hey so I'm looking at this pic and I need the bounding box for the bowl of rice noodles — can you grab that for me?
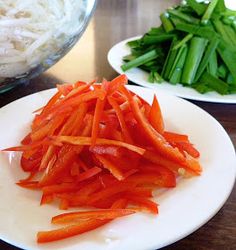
[0,0,97,92]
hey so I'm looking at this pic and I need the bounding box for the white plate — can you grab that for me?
[0,86,235,250]
[108,36,236,103]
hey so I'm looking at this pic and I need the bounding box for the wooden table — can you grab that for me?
[0,1,235,249]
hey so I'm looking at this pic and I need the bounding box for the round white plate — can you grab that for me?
[0,86,235,250]
[108,36,236,103]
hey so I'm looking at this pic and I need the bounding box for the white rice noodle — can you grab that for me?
[0,0,86,78]
[0,63,29,78]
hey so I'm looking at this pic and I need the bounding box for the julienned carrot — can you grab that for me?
[95,154,125,181]
[91,83,106,145]
[2,74,202,243]
[51,208,136,224]
[119,85,186,164]
[148,95,164,134]
[37,198,128,243]
[108,96,133,144]
[51,136,145,155]
[37,217,110,243]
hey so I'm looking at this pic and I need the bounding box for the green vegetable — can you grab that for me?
[217,63,228,79]
[227,73,236,85]
[169,45,187,80]
[201,0,219,24]
[214,0,226,13]
[207,51,218,76]
[168,9,200,24]
[173,34,193,50]
[161,37,178,80]
[186,0,207,16]
[169,45,188,84]
[182,37,208,84]
[148,71,163,83]
[213,19,235,47]
[175,23,218,40]
[121,0,236,95]
[195,36,219,81]
[142,34,175,45]
[217,40,236,79]
[160,12,174,33]
[121,50,159,72]
[199,72,229,95]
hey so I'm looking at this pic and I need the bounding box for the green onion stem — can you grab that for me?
[199,71,228,95]
[160,12,174,33]
[169,45,188,84]
[168,9,200,24]
[217,41,236,79]
[182,37,208,84]
[207,51,218,76]
[195,36,219,81]
[175,23,218,41]
[201,0,219,24]
[121,49,159,72]
[173,34,193,50]
[186,0,207,16]
[161,38,178,79]
[142,34,175,45]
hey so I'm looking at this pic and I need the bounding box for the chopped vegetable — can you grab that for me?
[2,74,201,243]
[121,0,236,95]
[181,37,208,84]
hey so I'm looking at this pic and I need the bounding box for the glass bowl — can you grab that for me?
[0,0,97,93]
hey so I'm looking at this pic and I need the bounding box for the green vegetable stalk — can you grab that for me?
[121,0,236,95]
[182,37,208,84]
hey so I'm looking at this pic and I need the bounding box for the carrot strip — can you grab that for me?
[144,150,201,176]
[148,95,164,134]
[175,141,200,158]
[70,162,80,176]
[40,194,54,205]
[60,103,88,136]
[87,183,135,205]
[57,84,73,96]
[95,154,125,181]
[16,181,39,189]
[37,196,129,243]
[51,136,145,155]
[18,171,37,183]
[51,208,135,224]
[120,86,185,163]
[91,98,106,145]
[59,199,69,210]
[42,183,81,196]
[39,145,56,170]
[2,141,45,152]
[61,82,92,101]
[105,74,128,94]
[77,167,102,182]
[38,89,105,122]
[39,146,77,186]
[125,196,158,214]
[163,131,189,142]
[108,96,133,144]
[33,91,61,116]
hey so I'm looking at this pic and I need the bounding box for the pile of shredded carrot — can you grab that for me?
[3,74,201,243]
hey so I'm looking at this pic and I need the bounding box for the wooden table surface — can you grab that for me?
[0,1,235,249]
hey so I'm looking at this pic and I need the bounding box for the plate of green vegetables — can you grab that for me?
[108,0,236,103]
